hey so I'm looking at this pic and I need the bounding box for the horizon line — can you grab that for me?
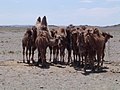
[0,23,120,27]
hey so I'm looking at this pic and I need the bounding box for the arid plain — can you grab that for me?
[0,26,120,90]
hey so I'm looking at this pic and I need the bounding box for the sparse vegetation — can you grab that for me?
[8,51,14,54]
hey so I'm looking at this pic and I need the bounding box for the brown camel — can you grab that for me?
[66,25,74,64]
[83,30,97,72]
[48,29,59,63]
[35,31,49,67]
[71,28,80,63]
[51,28,67,64]
[22,28,32,64]
[78,28,104,72]
[31,16,50,64]
[101,31,113,66]
[35,16,51,66]
[31,26,37,63]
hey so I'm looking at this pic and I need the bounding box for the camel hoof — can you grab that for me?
[27,60,30,64]
[23,60,25,63]
[32,60,35,64]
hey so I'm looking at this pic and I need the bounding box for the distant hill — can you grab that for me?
[0,24,120,31]
[100,24,120,31]
[0,25,33,28]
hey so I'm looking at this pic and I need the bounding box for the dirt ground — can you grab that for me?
[0,27,120,90]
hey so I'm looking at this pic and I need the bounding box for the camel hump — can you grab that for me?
[37,17,41,23]
[41,16,47,26]
[36,16,41,25]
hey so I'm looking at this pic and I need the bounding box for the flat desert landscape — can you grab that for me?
[0,26,120,90]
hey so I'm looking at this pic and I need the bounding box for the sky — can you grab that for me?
[0,0,120,26]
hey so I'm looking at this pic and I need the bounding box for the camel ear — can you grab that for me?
[41,16,47,26]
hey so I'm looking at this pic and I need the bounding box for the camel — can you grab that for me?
[34,16,51,66]
[49,29,59,63]
[31,16,51,64]
[65,25,75,64]
[35,31,49,67]
[52,28,67,64]
[22,28,32,64]
[48,28,67,64]
[31,26,37,63]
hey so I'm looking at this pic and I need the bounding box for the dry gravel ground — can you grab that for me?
[0,27,120,90]
[0,60,120,90]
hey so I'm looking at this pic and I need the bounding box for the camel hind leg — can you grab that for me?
[23,46,25,63]
[31,47,36,64]
[28,47,31,64]
[49,46,52,62]
[26,48,29,64]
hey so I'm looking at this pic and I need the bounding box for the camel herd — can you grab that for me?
[22,16,113,72]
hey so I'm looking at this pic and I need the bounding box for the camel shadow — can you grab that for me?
[52,61,66,68]
[55,65,66,68]
[71,62,109,76]
[49,61,67,68]
[81,66,108,76]
[23,61,51,69]
[71,61,84,71]
[35,62,51,69]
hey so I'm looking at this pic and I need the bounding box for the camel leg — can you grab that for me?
[60,47,65,64]
[31,47,36,64]
[28,47,31,64]
[42,49,46,67]
[101,52,105,66]
[76,53,77,62]
[60,50,62,64]
[97,52,101,71]
[81,54,84,66]
[23,47,25,63]
[38,49,42,65]
[73,51,76,63]
[49,47,52,62]
[63,50,65,64]
[90,55,95,72]
[67,49,71,64]
[53,48,56,63]
[78,54,81,66]
[101,45,105,66]
[84,53,88,73]
[56,48,59,62]
[26,48,29,64]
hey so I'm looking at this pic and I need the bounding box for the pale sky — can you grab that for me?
[0,0,120,26]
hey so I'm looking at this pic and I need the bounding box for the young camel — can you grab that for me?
[31,26,37,63]
[22,28,32,64]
